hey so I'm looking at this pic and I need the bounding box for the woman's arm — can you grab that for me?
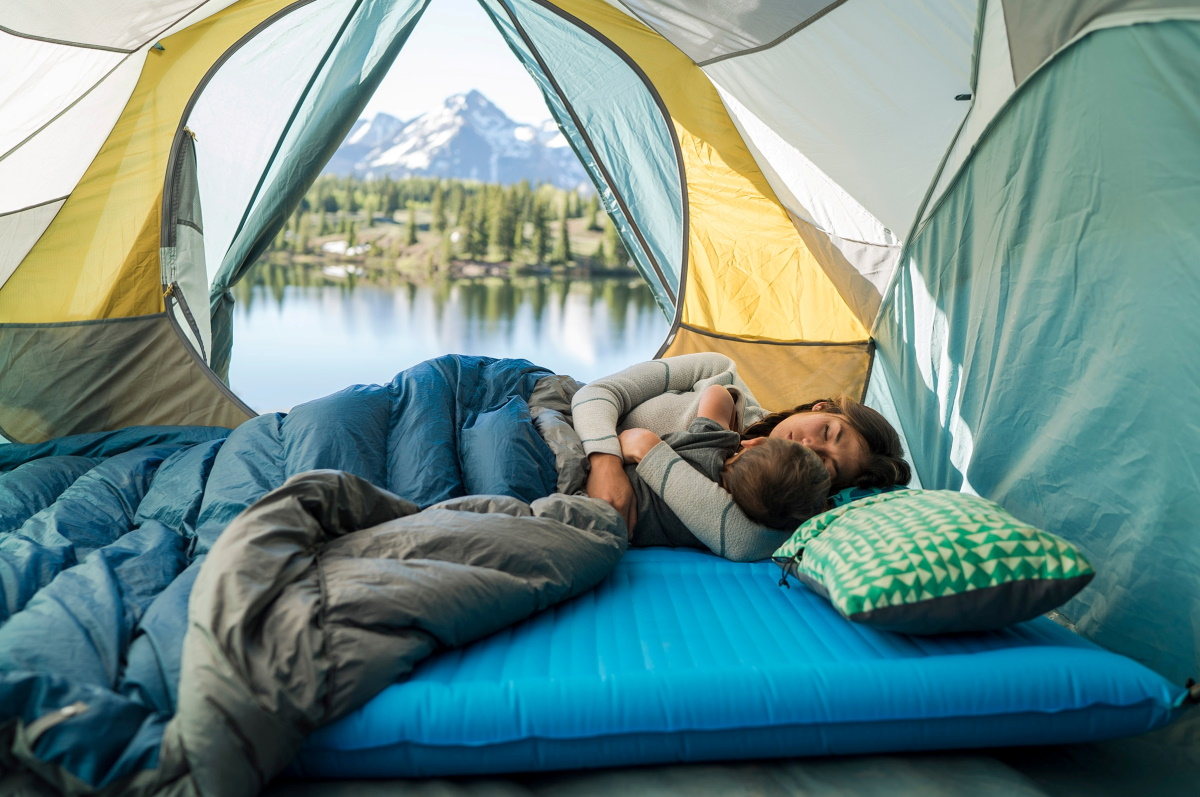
[572,353,748,538]
[635,442,791,562]
[570,353,741,458]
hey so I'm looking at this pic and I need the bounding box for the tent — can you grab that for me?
[1,0,1197,793]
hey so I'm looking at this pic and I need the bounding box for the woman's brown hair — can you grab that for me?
[741,395,911,489]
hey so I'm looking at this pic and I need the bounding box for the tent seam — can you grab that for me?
[696,1,850,67]
[508,0,684,309]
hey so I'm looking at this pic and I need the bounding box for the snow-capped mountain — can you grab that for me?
[323,91,590,190]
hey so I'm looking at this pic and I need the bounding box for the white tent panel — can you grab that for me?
[189,0,357,287]
[0,53,145,215]
[926,0,1016,220]
[0,199,65,291]
[603,0,842,64]
[1,0,213,51]
[0,35,128,159]
[716,83,894,247]
[703,0,977,240]
[159,0,245,41]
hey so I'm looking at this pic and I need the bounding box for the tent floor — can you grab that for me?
[0,712,1192,795]
[264,711,1198,797]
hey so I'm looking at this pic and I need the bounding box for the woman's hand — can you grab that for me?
[586,452,637,537]
[618,428,661,464]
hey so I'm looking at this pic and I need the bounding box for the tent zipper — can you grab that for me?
[164,281,207,363]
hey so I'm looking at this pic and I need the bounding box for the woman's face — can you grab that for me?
[768,410,869,490]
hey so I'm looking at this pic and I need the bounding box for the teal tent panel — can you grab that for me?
[481,0,684,318]
[874,20,1200,684]
[208,0,429,380]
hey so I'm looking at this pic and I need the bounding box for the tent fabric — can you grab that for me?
[700,0,977,243]
[0,0,298,324]
[612,0,846,65]
[0,316,251,443]
[660,326,871,412]
[186,0,362,289]
[874,18,1200,685]
[480,0,684,313]
[1000,0,1195,84]
[207,0,428,380]
[0,2,231,52]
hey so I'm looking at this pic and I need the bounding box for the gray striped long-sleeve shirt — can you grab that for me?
[571,354,788,561]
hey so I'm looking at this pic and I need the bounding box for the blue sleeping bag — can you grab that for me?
[0,355,560,791]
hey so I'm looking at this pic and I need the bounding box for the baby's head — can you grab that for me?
[721,438,831,530]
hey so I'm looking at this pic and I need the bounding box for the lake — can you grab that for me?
[228,273,670,413]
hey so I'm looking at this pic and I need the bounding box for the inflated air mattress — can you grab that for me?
[292,549,1186,778]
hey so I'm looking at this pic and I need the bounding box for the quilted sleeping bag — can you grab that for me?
[0,356,623,796]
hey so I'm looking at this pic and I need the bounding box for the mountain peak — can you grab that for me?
[324,91,588,190]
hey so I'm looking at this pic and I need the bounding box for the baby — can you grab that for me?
[616,385,830,550]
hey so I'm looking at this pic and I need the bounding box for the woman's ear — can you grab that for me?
[740,437,769,449]
[810,401,831,412]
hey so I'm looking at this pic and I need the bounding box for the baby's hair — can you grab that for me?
[721,438,831,530]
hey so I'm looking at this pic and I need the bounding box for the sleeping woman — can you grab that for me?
[570,352,911,561]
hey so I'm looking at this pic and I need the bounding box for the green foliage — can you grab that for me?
[260,176,617,270]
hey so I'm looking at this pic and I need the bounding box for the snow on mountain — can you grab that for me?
[322,91,589,190]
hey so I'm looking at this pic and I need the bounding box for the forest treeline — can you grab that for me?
[266,174,631,271]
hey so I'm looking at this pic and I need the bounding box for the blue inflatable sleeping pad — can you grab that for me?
[292,549,1186,778]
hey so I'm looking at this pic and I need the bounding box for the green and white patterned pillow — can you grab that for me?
[773,489,1094,634]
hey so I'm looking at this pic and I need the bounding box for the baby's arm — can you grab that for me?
[696,384,736,430]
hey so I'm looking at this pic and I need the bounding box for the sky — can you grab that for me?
[362,0,554,124]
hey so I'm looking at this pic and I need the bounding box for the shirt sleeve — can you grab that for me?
[570,353,740,458]
[635,441,792,562]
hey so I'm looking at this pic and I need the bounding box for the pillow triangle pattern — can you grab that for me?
[773,490,1095,633]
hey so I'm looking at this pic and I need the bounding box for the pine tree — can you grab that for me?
[470,192,490,258]
[604,216,628,268]
[450,183,466,226]
[530,200,549,264]
[346,221,357,250]
[551,199,572,264]
[406,203,418,246]
[586,194,601,230]
[489,187,518,261]
[431,184,447,233]
[297,215,311,253]
[458,201,476,257]
[317,208,328,236]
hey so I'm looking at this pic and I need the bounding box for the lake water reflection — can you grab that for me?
[229,273,670,413]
